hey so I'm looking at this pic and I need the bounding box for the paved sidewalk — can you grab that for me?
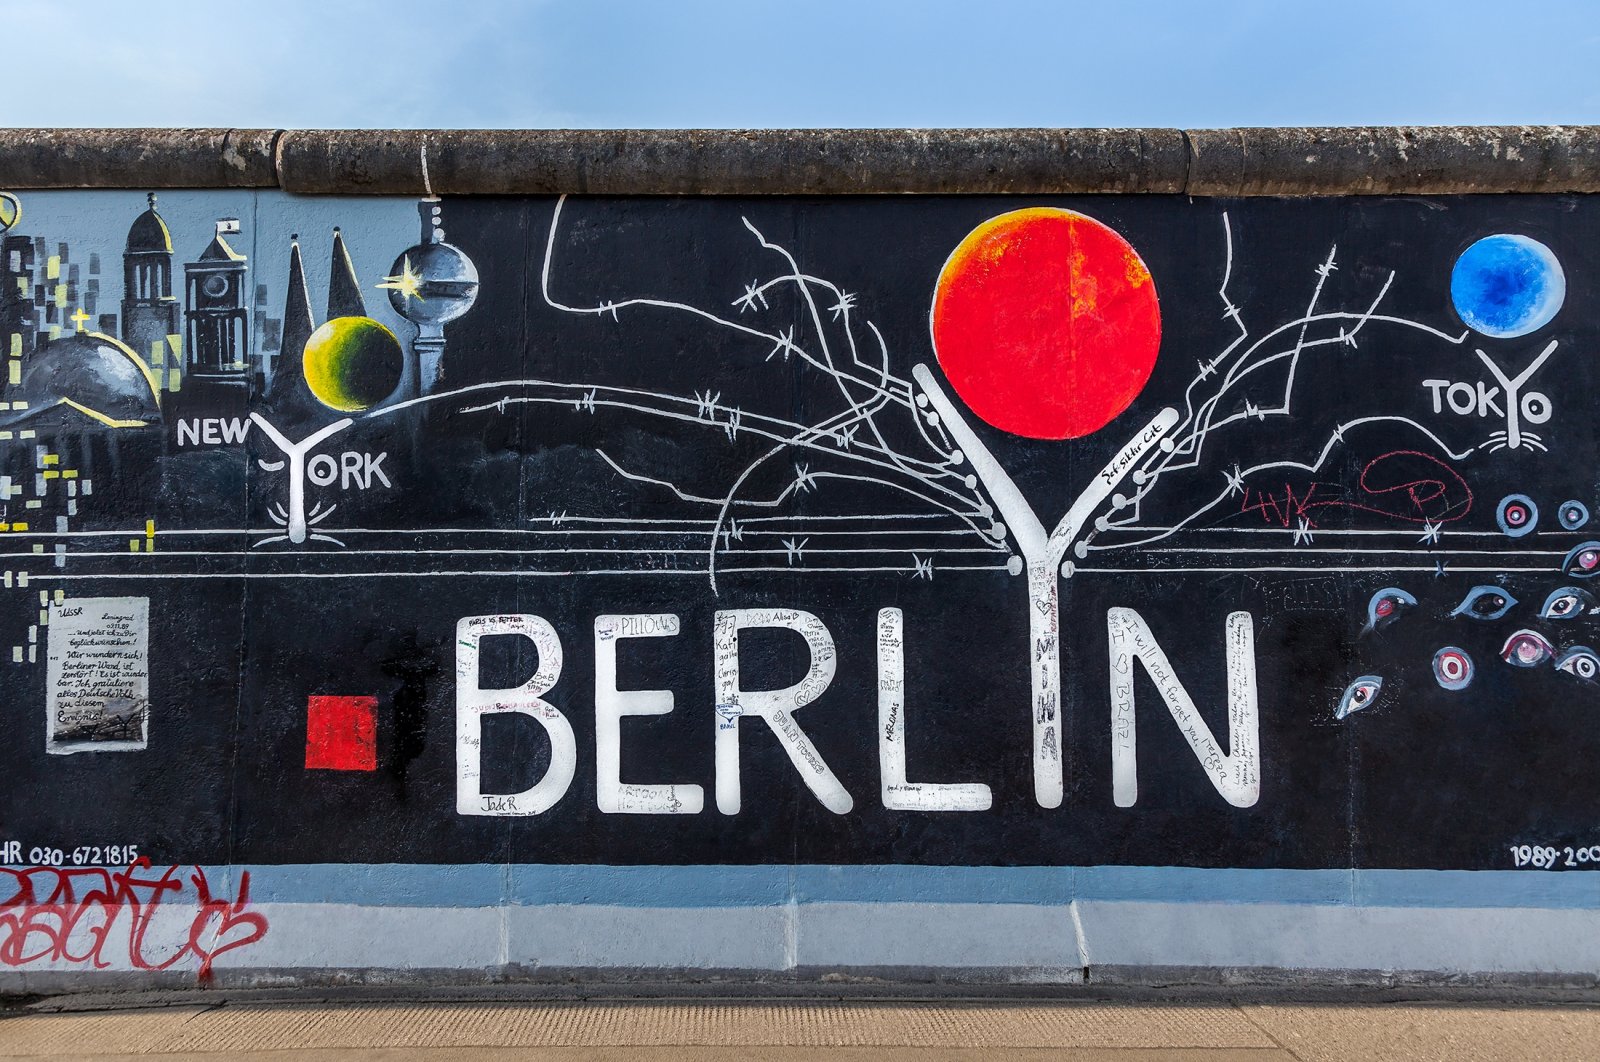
[3,995,1599,1060]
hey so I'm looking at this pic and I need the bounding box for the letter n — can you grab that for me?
[1106,608,1260,808]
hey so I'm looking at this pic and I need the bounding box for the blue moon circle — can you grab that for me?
[1451,234,1565,338]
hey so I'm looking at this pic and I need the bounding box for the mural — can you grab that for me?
[2,188,1600,973]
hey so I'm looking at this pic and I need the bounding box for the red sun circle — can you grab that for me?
[930,208,1162,440]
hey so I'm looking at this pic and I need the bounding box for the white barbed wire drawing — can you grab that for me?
[1074,211,1505,568]
[22,202,1574,594]
[357,195,1028,590]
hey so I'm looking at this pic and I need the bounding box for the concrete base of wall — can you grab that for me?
[6,865,1597,995]
[6,901,1600,991]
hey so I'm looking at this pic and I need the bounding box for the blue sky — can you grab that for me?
[12,0,1600,128]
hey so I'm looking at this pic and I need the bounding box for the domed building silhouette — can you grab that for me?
[120,193,181,389]
[125,196,169,264]
[0,324,161,431]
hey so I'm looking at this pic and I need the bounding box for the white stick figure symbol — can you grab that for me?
[249,413,352,545]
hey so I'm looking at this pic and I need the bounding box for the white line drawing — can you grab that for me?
[1082,214,1487,558]
[5,193,1551,817]
[23,200,1510,591]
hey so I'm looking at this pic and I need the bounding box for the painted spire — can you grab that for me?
[326,226,366,320]
[269,234,316,409]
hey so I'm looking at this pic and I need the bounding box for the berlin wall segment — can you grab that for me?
[0,182,1597,982]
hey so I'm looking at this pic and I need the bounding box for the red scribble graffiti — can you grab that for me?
[1351,450,1474,523]
[1239,451,1474,529]
[1240,481,1333,527]
[0,858,268,981]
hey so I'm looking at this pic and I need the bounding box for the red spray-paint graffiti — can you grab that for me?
[0,859,268,980]
[1238,451,1474,529]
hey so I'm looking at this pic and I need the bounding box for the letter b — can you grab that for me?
[456,614,576,817]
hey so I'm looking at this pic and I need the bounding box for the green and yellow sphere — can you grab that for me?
[302,316,404,412]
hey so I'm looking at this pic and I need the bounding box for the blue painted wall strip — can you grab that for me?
[166,864,1600,909]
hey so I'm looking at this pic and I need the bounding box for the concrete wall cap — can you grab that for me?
[0,126,1596,195]
[0,128,280,189]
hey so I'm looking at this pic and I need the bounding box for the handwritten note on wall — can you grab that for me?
[46,597,150,754]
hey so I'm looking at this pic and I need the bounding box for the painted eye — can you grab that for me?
[1336,676,1383,720]
[1449,585,1518,620]
[1433,647,1475,691]
[1365,587,1417,632]
[1560,501,1591,531]
[1497,494,1539,538]
[1562,542,1600,578]
[1557,646,1600,683]
[1501,629,1556,668]
[1540,586,1596,620]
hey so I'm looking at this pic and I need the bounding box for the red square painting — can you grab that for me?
[305,695,377,771]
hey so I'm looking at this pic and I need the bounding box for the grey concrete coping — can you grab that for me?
[0,128,281,190]
[0,126,1596,195]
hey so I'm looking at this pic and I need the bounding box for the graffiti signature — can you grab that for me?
[0,859,268,980]
[1240,450,1474,529]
